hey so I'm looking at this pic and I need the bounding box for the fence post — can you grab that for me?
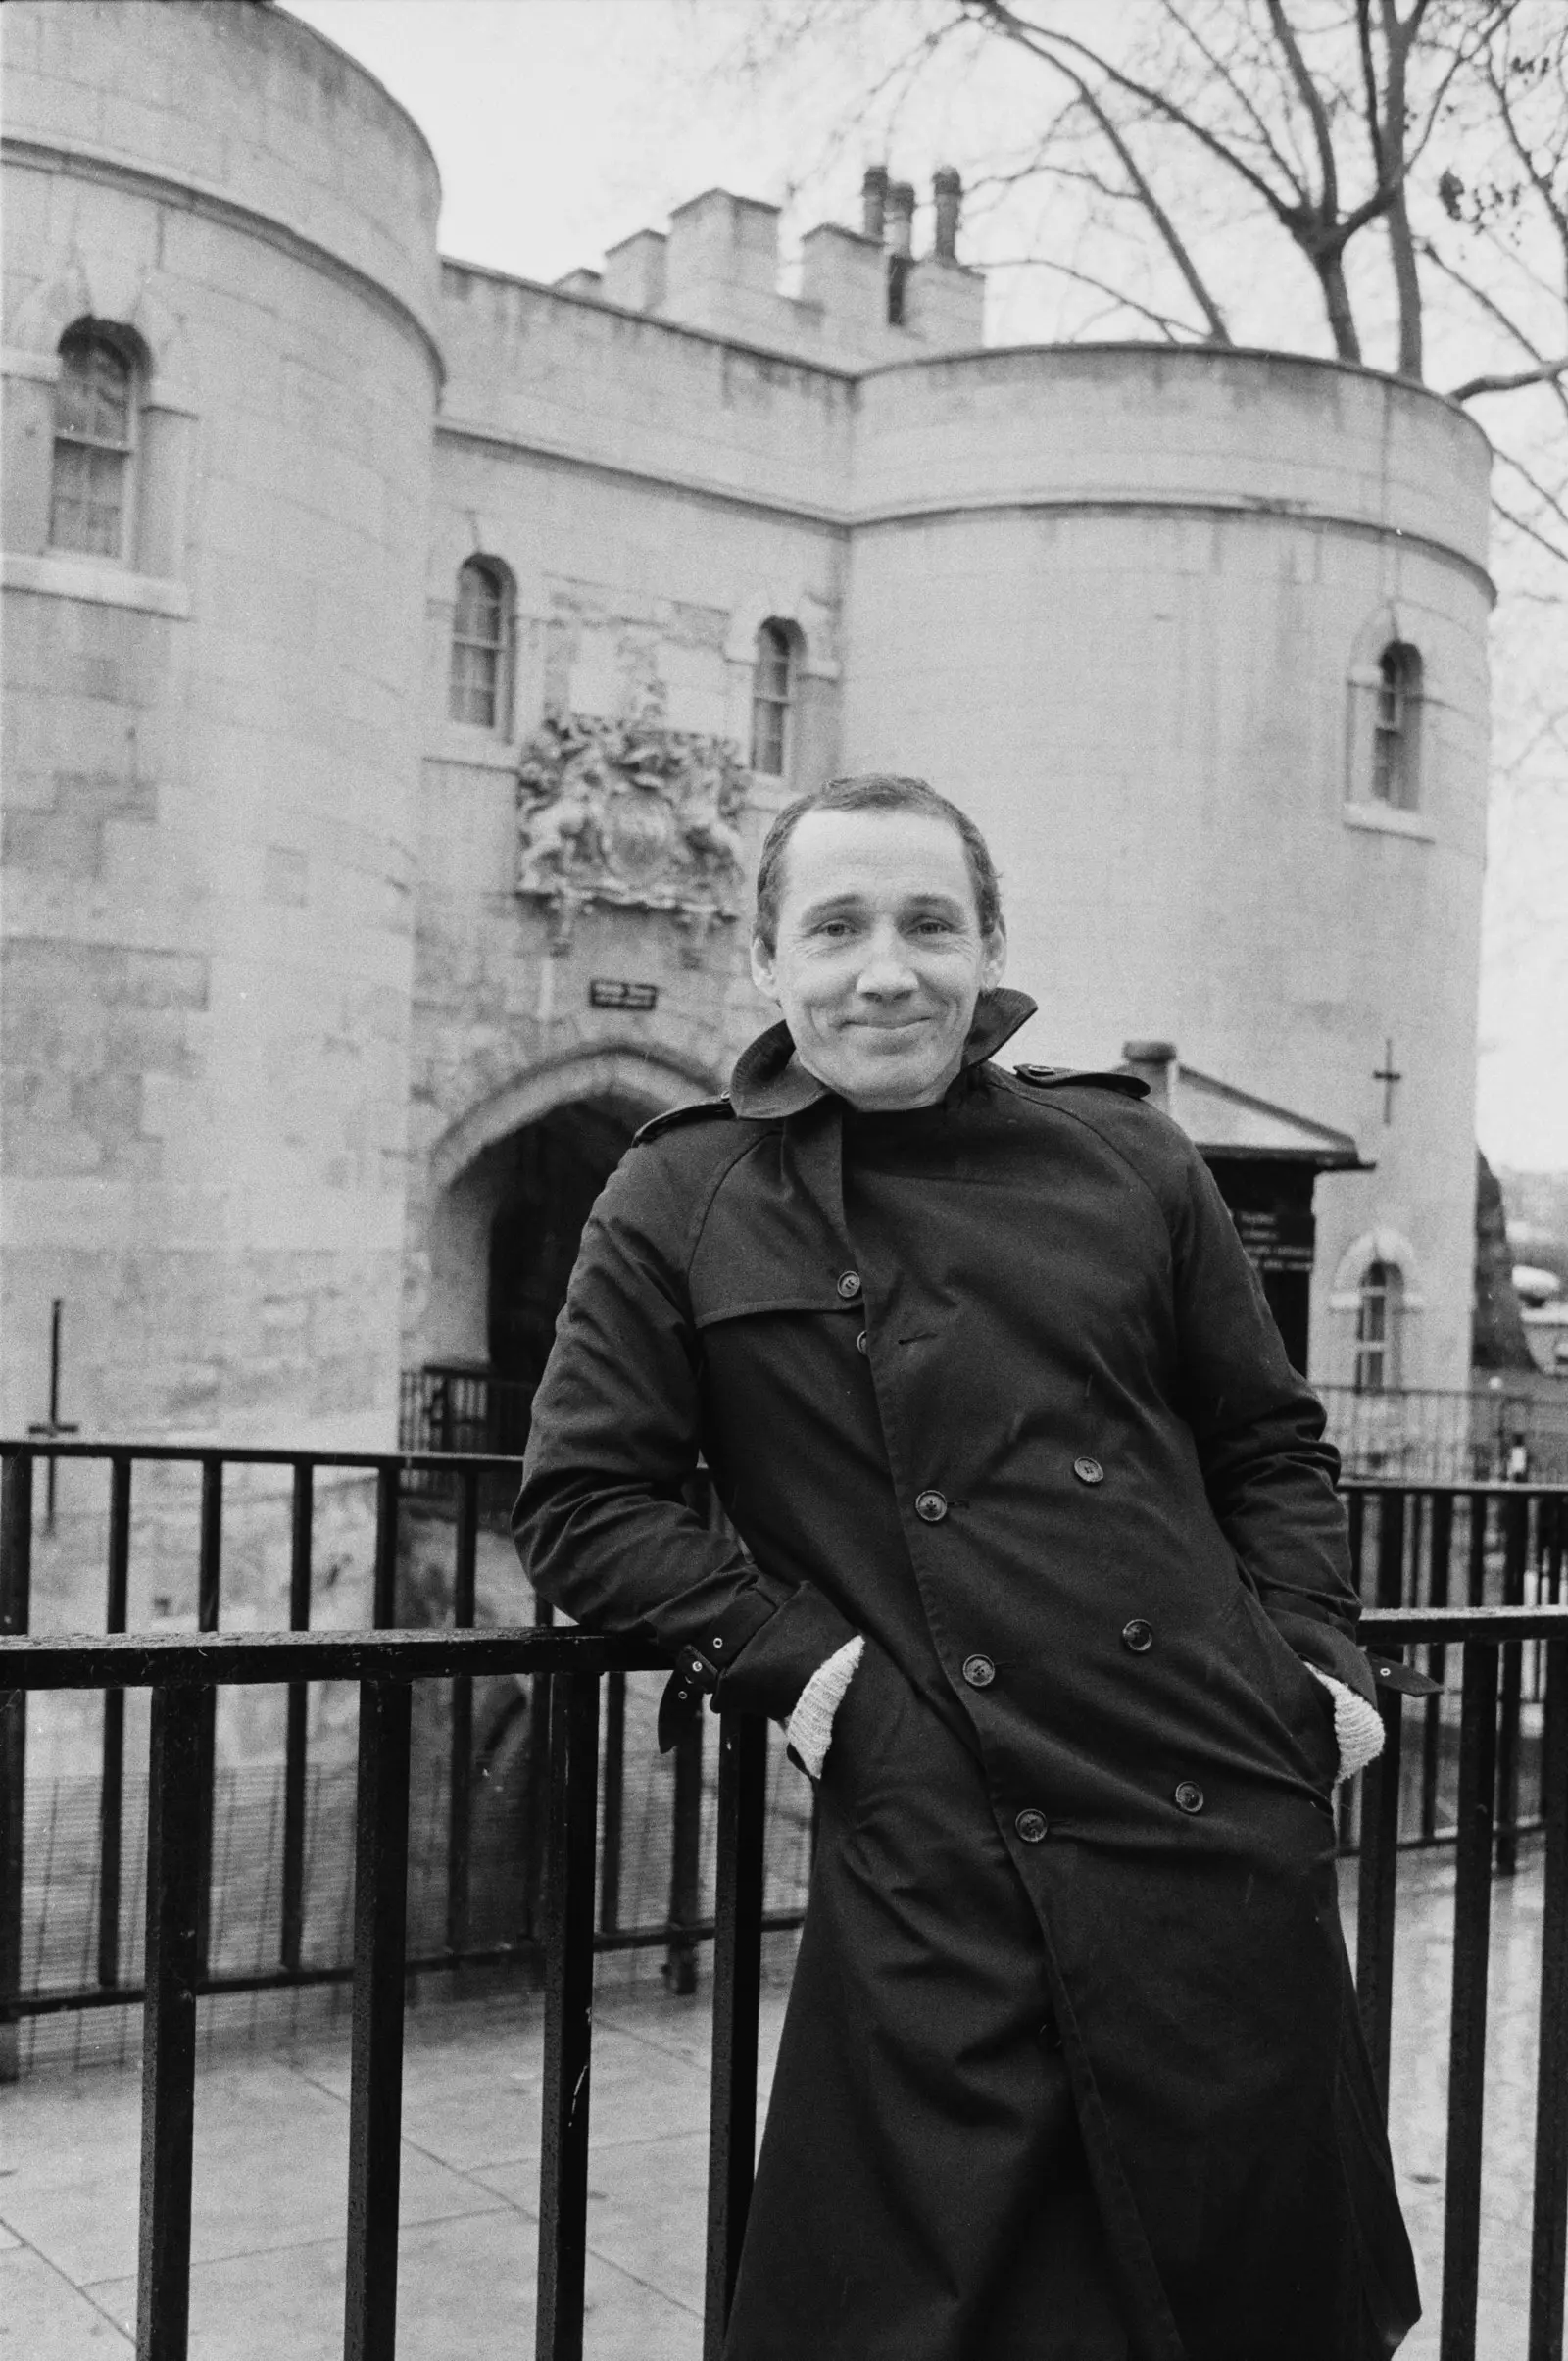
[666,1715,704,1997]
[1440,1642,1500,2361]
[99,1453,132,1990]
[536,1669,601,2361]
[343,1679,414,2361]
[446,1469,477,1960]
[705,1712,767,2357]
[280,1461,313,1975]
[194,1457,221,1980]
[137,1683,204,2361]
[0,1451,33,2084]
[1529,1634,1567,2361]
[1495,1491,1528,1876]
[1355,1675,1405,2117]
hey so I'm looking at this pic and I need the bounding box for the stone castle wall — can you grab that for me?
[2,0,441,1447]
[2,0,1494,1500]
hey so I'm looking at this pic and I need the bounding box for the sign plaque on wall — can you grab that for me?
[1231,1207,1316,1273]
[589,979,660,1011]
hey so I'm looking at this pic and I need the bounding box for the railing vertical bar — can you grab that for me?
[704,1712,768,2358]
[446,1469,477,1958]
[521,1591,555,1951]
[1439,1641,1499,2361]
[372,1463,399,1627]
[1424,1490,1452,1845]
[1347,1488,1365,1594]
[0,1450,34,2083]
[1467,1490,1488,1607]
[99,1453,133,1989]
[600,1668,625,1936]
[1528,1635,1568,2361]
[343,1678,413,2361]
[280,1461,312,1974]
[136,1683,204,2361]
[536,1670,601,2361]
[1495,1493,1528,1877]
[193,1457,221,1980]
[666,1716,704,1997]
[1355,1677,1405,2117]
[1377,1488,1406,1610]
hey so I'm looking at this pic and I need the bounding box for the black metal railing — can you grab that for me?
[2,1443,1566,2356]
[1321,1381,1568,1484]
[1,1605,1563,2359]
[398,1364,535,1460]
[0,1442,808,2043]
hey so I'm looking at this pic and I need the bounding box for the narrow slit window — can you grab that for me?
[450,560,511,730]
[750,621,793,776]
[51,326,134,558]
[1371,643,1422,809]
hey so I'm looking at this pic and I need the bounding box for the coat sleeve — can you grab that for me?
[512,1138,860,1720]
[1164,1139,1376,1707]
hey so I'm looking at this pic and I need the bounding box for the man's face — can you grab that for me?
[750,807,1006,1110]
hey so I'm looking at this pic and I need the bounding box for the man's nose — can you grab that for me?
[855,927,918,996]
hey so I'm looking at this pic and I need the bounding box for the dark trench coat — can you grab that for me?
[514,990,1420,2361]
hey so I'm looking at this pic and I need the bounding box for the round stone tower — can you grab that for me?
[2,0,442,1446]
[842,347,1492,1389]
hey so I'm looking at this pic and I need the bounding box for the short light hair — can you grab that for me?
[752,773,1003,953]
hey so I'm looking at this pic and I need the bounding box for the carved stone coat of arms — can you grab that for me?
[515,707,750,959]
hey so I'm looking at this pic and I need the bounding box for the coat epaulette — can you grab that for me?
[633,1093,735,1146]
[1011,1064,1150,1100]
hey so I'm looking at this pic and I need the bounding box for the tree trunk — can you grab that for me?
[1386,183,1423,378]
[1316,247,1363,362]
[1473,1148,1536,1372]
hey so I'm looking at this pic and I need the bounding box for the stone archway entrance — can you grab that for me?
[486,1096,637,1400]
[416,1051,712,1454]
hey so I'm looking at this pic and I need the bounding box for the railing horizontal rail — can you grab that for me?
[4,1604,1563,1694]
[0,1627,667,1688]
[0,1438,524,1471]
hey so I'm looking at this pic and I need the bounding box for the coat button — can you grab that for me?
[1174,1780,1204,1814]
[837,1270,861,1299]
[961,1653,996,1689]
[914,1489,949,1523]
[1073,1456,1104,1485]
[1121,1618,1153,1653]
[1014,1809,1050,1844]
[856,1331,868,1355]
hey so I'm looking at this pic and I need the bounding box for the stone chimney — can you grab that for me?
[933,167,961,262]
[886,179,916,258]
[861,165,890,243]
[1122,1039,1179,1114]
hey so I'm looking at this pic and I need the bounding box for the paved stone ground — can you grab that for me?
[0,1850,1557,2359]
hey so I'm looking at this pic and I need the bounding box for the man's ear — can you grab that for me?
[981,922,1007,993]
[750,935,779,1001]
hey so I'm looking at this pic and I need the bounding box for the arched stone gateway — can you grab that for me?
[410,1049,717,1451]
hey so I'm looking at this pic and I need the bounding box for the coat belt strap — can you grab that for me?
[657,1590,778,1751]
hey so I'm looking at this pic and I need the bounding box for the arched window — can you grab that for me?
[1354,1260,1402,1394]
[449,559,513,731]
[50,323,136,558]
[750,620,794,776]
[1370,642,1422,809]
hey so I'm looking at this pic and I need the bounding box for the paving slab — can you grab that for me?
[4,1851,1558,2360]
[0,2245,130,2354]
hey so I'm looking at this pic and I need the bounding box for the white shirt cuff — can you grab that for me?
[785,1636,865,1780]
[1307,1665,1385,1785]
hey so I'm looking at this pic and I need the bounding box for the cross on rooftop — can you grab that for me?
[1373,1038,1403,1125]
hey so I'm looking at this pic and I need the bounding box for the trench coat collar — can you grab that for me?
[728,988,1038,1122]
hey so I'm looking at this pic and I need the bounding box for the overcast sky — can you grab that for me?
[286,0,1567,1173]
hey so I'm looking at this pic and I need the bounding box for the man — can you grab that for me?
[514,774,1420,2360]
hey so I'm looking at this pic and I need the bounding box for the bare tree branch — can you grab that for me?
[1450,357,1568,399]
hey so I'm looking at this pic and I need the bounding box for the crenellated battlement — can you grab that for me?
[551,175,985,369]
